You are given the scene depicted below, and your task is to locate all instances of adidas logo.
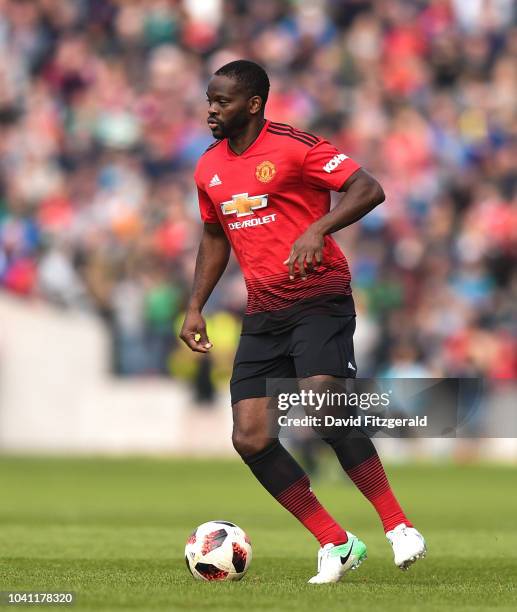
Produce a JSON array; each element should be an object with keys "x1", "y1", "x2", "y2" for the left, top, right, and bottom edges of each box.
[
  {"x1": 348, "y1": 362, "x2": 356, "y2": 371},
  {"x1": 209, "y1": 174, "x2": 222, "y2": 187}
]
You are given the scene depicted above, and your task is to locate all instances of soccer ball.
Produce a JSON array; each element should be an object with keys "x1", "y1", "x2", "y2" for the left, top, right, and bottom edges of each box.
[{"x1": 185, "y1": 520, "x2": 252, "y2": 581}]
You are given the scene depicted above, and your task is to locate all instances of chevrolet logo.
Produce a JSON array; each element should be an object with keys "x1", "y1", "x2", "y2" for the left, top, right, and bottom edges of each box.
[{"x1": 220, "y1": 193, "x2": 268, "y2": 217}]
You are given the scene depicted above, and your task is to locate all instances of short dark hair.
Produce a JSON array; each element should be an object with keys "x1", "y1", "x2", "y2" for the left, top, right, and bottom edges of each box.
[{"x1": 214, "y1": 60, "x2": 270, "y2": 107}]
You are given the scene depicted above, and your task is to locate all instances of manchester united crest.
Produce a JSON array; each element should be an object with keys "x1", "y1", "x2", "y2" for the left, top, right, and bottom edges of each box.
[{"x1": 255, "y1": 160, "x2": 276, "y2": 183}]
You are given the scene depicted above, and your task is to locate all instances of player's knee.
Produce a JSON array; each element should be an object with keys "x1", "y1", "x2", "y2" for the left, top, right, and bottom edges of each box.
[{"x1": 232, "y1": 428, "x2": 270, "y2": 458}]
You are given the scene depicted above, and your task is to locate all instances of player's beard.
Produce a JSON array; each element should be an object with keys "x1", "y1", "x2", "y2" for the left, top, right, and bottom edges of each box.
[{"x1": 217, "y1": 110, "x2": 249, "y2": 140}]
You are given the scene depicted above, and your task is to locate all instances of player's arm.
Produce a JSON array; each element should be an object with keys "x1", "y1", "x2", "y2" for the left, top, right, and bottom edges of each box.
[
  {"x1": 312, "y1": 168, "x2": 385, "y2": 234},
  {"x1": 285, "y1": 168, "x2": 385, "y2": 280},
  {"x1": 179, "y1": 222, "x2": 230, "y2": 353}
]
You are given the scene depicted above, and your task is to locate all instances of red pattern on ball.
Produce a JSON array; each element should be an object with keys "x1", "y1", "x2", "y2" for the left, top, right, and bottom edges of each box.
[
  {"x1": 196, "y1": 565, "x2": 229, "y2": 581},
  {"x1": 201, "y1": 528, "x2": 227, "y2": 555},
  {"x1": 232, "y1": 542, "x2": 247, "y2": 572}
]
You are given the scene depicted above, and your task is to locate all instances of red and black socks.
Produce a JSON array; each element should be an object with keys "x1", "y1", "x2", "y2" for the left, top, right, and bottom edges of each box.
[
  {"x1": 325, "y1": 434, "x2": 412, "y2": 533},
  {"x1": 242, "y1": 433, "x2": 410, "y2": 542},
  {"x1": 243, "y1": 440, "x2": 348, "y2": 546}
]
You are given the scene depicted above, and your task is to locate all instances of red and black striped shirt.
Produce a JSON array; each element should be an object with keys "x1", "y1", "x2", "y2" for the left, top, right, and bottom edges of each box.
[{"x1": 194, "y1": 120, "x2": 361, "y2": 333}]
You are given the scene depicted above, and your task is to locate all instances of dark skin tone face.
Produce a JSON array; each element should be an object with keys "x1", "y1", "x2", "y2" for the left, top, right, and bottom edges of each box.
[{"x1": 206, "y1": 74, "x2": 265, "y2": 155}]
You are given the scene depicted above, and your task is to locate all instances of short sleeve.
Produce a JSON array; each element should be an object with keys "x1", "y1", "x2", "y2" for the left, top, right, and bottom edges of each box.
[
  {"x1": 197, "y1": 185, "x2": 220, "y2": 224},
  {"x1": 301, "y1": 140, "x2": 361, "y2": 191}
]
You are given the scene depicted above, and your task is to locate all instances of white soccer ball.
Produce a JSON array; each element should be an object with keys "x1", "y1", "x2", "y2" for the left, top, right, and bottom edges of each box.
[{"x1": 185, "y1": 520, "x2": 252, "y2": 581}]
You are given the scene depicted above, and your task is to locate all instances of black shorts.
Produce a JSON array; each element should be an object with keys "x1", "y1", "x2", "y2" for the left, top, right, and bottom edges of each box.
[{"x1": 230, "y1": 314, "x2": 357, "y2": 405}]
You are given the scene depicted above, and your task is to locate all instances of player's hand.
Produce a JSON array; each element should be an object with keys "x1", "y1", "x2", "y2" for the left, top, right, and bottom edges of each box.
[
  {"x1": 283, "y1": 228, "x2": 324, "y2": 280},
  {"x1": 179, "y1": 309, "x2": 212, "y2": 353}
]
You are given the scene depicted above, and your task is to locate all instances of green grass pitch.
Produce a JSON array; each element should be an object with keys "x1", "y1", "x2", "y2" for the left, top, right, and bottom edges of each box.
[{"x1": 0, "y1": 455, "x2": 516, "y2": 611}]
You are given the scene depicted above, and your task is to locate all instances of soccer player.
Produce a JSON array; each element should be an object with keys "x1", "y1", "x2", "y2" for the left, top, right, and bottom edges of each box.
[{"x1": 180, "y1": 60, "x2": 426, "y2": 583}]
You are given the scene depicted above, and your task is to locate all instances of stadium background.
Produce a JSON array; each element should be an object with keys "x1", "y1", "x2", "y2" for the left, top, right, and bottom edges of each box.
[
  {"x1": 1, "y1": 0, "x2": 515, "y2": 454},
  {"x1": 0, "y1": 1, "x2": 516, "y2": 609}
]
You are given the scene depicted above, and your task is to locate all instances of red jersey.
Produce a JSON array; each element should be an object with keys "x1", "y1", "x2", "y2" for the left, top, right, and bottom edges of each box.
[{"x1": 194, "y1": 120, "x2": 361, "y2": 333}]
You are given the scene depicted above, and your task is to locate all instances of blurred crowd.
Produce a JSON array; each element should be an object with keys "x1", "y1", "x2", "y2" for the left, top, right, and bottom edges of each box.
[{"x1": 1, "y1": 0, "x2": 516, "y2": 389}]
